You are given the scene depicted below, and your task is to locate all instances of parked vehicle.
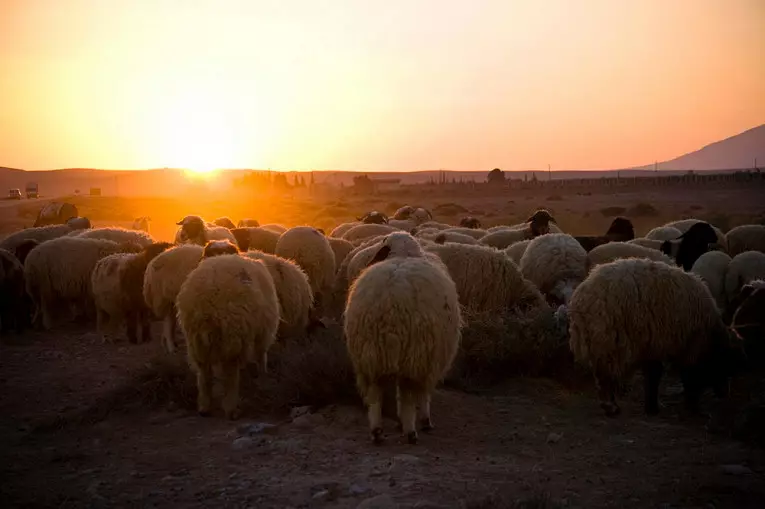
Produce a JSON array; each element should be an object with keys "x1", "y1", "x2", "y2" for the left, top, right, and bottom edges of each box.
[
  {"x1": 9, "y1": 188, "x2": 22, "y2": 200},
  {"x1": 25, "y1": 182, "x2": 38, "y2": 199}
]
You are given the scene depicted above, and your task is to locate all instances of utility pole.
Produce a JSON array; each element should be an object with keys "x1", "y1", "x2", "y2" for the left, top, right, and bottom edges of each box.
[{"x1": 548, "y1": 164, "x2": 551, "y2": 181}]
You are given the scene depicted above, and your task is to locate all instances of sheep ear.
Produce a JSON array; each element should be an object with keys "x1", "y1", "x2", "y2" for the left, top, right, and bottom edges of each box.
[
  {"x1": 549, "y1": 216, "x2": 557, "y2": 223},
  {"x1": 526, "y1": 216, "x2": 533, "y2": 223},
  {"x1": 367, "y1": 245, "x2": 391, "y2": 267},
  {"x1": 176, "y1": 220, "x2": 184, "y2": 226},
  {"x1": 426, "y1": 209, "x2": 433, "y2": 219},
  {"x1": 434, "y1": 233, "x2": 446, "y2": 245}
]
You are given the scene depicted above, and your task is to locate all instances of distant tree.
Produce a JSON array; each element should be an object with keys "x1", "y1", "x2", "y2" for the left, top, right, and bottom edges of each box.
[
  {"x1": 487, "y1": 168, "x2": 505, "y2": 185},
  {"x1": 310, "y1": 172, "x2": 315, "y2": 186},
  {"x1": 293, "y1": 174, "x2": 299, "y2": 187},
  {"x1": 299, "y1": 175, "x2": 306, "y2": 187}
]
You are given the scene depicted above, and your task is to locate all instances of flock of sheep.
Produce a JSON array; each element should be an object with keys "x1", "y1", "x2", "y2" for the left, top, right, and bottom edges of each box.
[{"x1": 1, "y1": 203, "x2": 764, "y2": 445}]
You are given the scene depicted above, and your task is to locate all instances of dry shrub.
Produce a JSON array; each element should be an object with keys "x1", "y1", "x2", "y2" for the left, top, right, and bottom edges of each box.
[
  {"x1": 628, "y1": 202, "x2": 659, "y2": 217},
  {"x1": 600, "y1": 206, "x2": 626, "y2": 217},
  {"x1": 434, "y1": 202, "x2": 469, "y2": 216}
]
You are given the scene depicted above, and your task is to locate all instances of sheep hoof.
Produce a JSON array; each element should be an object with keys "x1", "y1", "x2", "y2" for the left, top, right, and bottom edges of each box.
[
  {"x1": 420, "y1": 419, "x2": 434, "y2": 432},
  {"x1": 406, "y1": 431, "x2": 418, "y2": 445},
  {"x1": 601, "y1": 402, "x2": 621, "y2": 417},
  {"x1": 371, "y1": 427, "x2": 384, "y2": 445}
]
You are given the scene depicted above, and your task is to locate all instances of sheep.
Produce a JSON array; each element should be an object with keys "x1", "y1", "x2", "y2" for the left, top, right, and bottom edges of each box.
[
  {"x1": 344, "y1": 254, "x2": 462, "y2": 444},
  {"x1": 442, "y1": 227, "x2": 487, "y2": 240},
  {"x1": 329, "y1": 234, "x2": 390, "y2": 319},
  {"x1": 411, "y1": 207, "x2": 433, "y2": 224},
  {"x1": 237, "y1": 218, "x2": 261, "y2": 228},
  {"x1": 143, "y1": 244, "x2": 205, "y2": 353},
  {"x1": 690, "y1": 250, "x2": 732, "y2": 312},
  {"x1": 10, "y1": 239, "x2": 40, "y2": 265},
  {"x1": 341, "y1": 223, "x2": 398, "y2": 244},
  {"x1": 645, "y1": 226, "x2": 682, "y2": 241},
  {"x1": 504, "y1": 240, "x2": 530, "y2": 265},
  {"x1": 244, "y1": 250, "x2": 315, "y2": 339},
  {"x1": 230, "y1": 227, "x2": 281, "y2": 254},
  {"x1": 329, "y1": 221, "x2": 362, "y2": 238},
  {"x1": 730, "y1": 280, "x2": 765, "y2": 351},
  {"x1": 0, "y1": 248, "x2": 28, "y2": 334},
  {"x1": 459, "y1": 216, "x2": 482, "y2": 229},
  {"x1": 661, "y1": 221, "x2": 721, "y2": 271},
  {"x1": 392, "y1": 206, "x2": 415, "y2": 220},
  {"x1": 176, "y1": 254, "x2": 280, "y2": 419},
  {"x1": 91, "y1": 242, "x2": 174, "y2": 343},
  {"x1": 724, "y1": 251, "x2": 765, "y2": 311},
  {"x1": 131, "y1": 216, "x2": 151, "y2": 233},
  {"x1": 387, "y1": 218, "x2": 418, "y2": 231},
  {"x1": 573, "y1": 217, "x2": 635, "y2": 252},
  {"x1": 425, "y1": 242, "x2": 547, "y2": 316},
  {"x1": 664, "y1": 218, "x2": 727, "y2": 250},
  {"x1": 344, "y1": 232, "x2": 433, "y2": 284},
  {"x1": 519, "y1": 233, "x2": 589, "y2": 305},
  {"x1": 24, "y1": 237, "x2": 142, "y2": 330},
  {"x1": 417, "y1": 221, "x2": 451, "y2": 231},
  {"x1": 431, "y1": 232, "x2": 478, "y2": 245},
  {"x1": 77, "y1": 227, "x2": 155, "y2": 248},
  {"x1": 274, "y1": 226, "x2": 335, "y2": 314},
  {"x1": 568, "y1": 258, "x2": 742, "y2": 417},
  {"x1": 0, "y1": 224, "x2": 74, "y2": 252},
  {"x1": 587, "y1": 242, "x2": 674, "y2": 268},
  {"x1": 212, "y1": 217, "x2": 237, "y2": 230},
  {"x1": 65, "y1": 217, "x2": 92, "y2": 230},
  {"x1": 725, "y1": 224, "x2": 765, "y2": 257},
  {"x1": 327, "y1": 237, "x2": 354, "y2": 269},
  {"x1": 628, "y1": 238, "x2": 663, "y2": 250},
  {"x1": 260, "y1": 224, "x2": 287, "y2": 234},
  {"x1": 175, "y1": 215, "x2": 238, "y2": 247},
  {"x1": 479, "y1": 209, "x2": 558, "y2": 249},
  {"x1": 358, "y1": 211, "x2": 389, "y2": 225}
]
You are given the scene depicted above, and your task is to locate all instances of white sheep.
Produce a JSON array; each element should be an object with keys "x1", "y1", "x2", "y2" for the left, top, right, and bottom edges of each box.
[
  {"x1": 176, "y1": 254, "x2": 280, "y2": 419},
  {"x1": 131, "y1": 216, "x2": 151, "y2": 233},
  {"x1": 442, "y1": 227, "x2": 488, "y2": 240},
  {"x1": 327, "y1": 237, "x2": 354, "y2": 270},
  {"x1": 568, "y1": 258, "x2": 740, "y2": 417},
  {"x1": 341, "y1": 223, "x2": 398, "y2": 244},
  {"x1": 587, "y1": 242, "x2": 674, "y2": 268},
  {"x1": 422, "y1": 231, "x2": 479, "y2": 246},
  {"x1": 0, "y1": 225, "x2": 74, "y2": 252},
  {"x1": 260, "y1": 224, "x2": 288, "y2": 234},
  {"x1": 174, "y1": 215, "x2": 238, "y2": 247},
  {"x1": 690, "y1": 250, "x2": 732, "y2": 312},
  {"x1": 519, "y1": 233, "x2": 589, "y2": 305},
  {"x1": 725, "y1": 224, "x2": 765, "y2": 256},
  {"x1": 77, "y1": 227, "x2": 155, "y2": 247},
  {"x1": 344, "y1": 254, "x2": 462, "y2": 444},
  {"x1": 329, "y1": 221, "x2": 362, "y2": 238},
  {"x1": 504, "y1": 240, "x2": 530, "y2": 265},
  {"x1": 644, "y1": 226, "x2": 682, "y2": 241},
  {"x1": 274, "y1": 226, "x2": 335, "y2": 314},
  {"x1": 143, "y1": 244, "x2": 205, "y2": 353},
  {"x1": 724, "y1": 251, "x2": 765, "y2": 306}
]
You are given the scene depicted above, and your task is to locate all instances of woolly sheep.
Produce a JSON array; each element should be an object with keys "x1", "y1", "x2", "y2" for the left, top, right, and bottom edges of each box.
[
  {"x1": 425, "y1": 242, "x2": 547, "y2": 316},
  {"x1": 91, "y1": 242, "x2": 173, "y2": 343},
  {"x1": 275, "y1": 226, "x2": 335, "y2": 314},
  {"x1": 730, "y1": 280, "x2": 765, "y2": 347},
  {"x1": 131, "y1": 216, "x2": 151, "y2": 232},
  {"x1": 345, "y1": 232, "x2": 430, "y2": 284},
  {"x1": 237, "y1": 218, "x2": 260, "y2": 228},
  {"x1": 176, "y1": 254, "x2": 280, "y2": 419},
  {"x1": 244, "y1": 250, "x2": 315, "y2": 339},
  {"x1": 573, "y1": 217, "x2": 635, "y2": 252},
  {"x1": 442, "y1": 227, "x2": 487, "y2": 240},
  {"x1": 459, "y1": 216, "x2": 482, "y2": 229},
  {"x1": 77, "y1": 227, "x2": 155, "y2": 248},
  {"x1": 432, "y1": 232, "x2": 478, "y2": 245},
  {"x1": 344, "y1": 254, "x2": 462, "y2": 444},
  {"x1": 175, "y1": 215, "x2": 238, "y2": 247},
  {"x1": 569, "y1": 258, "x2": 742, "y2": 417},
  {"x1": 358, "y1": 211, "x2": 389, "y2": 225},
  {"x1": 725, "y1": 224, "x2": 765, "y2": 256},
  {"x1": 479, "y1": 210, "x2": 558, "y2": 249},
  {"x1": 329, "y1": 221, "x2": 361, "y2": 238},
  {"x1": 143, "y1": 244, "x2": 205, "y2": 353},
  {"x1": 645, "y1": 226, "x2": 682, "y2": 241},
  {"x1": 519, "y1": 233, "x2": 588, "y2": 305},
  {"x1": 392, "y1": 205, "x2": 415, "y2": 220},
  {"x1": 690, "y1": 251, "x2": 732, "y2": 312},
  {"x1": 0, "y1": 224, "x2": 74, "y2": 252},
  {"x1": 587, "y1": 242, "x2": 674, "y2": 268},
  {"x1": 0, "y1": 248, "x2": 28, "y2": 334},
  {"x1": 387, "y1": 218, "x2": 417, "y2": 231},
  {"x1": 329, "y1": 234, "x2": 390, "y2": 319},
  {"x1": 664, "y1": 218, "x2": 727, "y2": 250},
  {"x1": 212, "y1": 217, "x2": 237, "y2": 230},
  {"x1": 261, "y1": 224, "x2": 287, "y2": 234},
  {"x1": 341, "y1": 223, "x2": 398, "y2": 244},
  {"x1": 628, "y1": 238, "x2": 663, "y2": 250},
  {"x1": 327, "y1": 237, "x2": 354, "y2": 269},
  {"x1": 724, "y1": 251, "x2": 765, "y2": 308},
  {"x1": 24, "y1": 237, "x2": 142, "y2": 330},
  {"x1": 65, "y1": 217, "x2": 92, "y2": 230},
  {"x1": 504, "y1": 240, "x2": 530, "y2": 264},
  {"x1": 230, "y1": 227, "x2": 281, "y2": 254}
]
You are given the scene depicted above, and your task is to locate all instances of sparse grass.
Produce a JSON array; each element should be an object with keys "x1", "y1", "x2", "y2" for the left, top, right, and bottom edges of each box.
[{"x1": 434, "y1": 202, "x2": 469, "y2": 216}]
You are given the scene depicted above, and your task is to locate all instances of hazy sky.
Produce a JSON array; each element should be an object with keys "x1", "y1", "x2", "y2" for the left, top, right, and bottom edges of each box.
[{"x1": 1, "y1": 0, "x2": 763, "y2": 172}]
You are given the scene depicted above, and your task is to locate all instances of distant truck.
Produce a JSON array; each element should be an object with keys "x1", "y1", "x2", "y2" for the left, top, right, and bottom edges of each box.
[
  {"x1": 26, "y1": 182, "x2": 38, "y2": 198},
  {"x1": 9, "y1": 188, "x2": 22, "y2": 200}
]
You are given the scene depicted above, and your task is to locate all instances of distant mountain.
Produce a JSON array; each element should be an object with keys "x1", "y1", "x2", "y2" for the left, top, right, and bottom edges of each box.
[{"x1": 636, "y1": 124, "x2": 765, "y2": 171}]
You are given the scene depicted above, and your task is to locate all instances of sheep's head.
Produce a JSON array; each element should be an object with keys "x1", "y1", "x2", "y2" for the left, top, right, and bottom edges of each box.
[
  {"x1": 230, "y1": 228, "x2": 251, "y2": 252},
  {"x1": 459, "y1": 216, "x2": 482, "y2": 229},
  {"x1": 237, "y1": 218, "x2": 260, "y2": 228},
  {"x1": 673, "y1": 222, "x2": 718, "y2": 271},
  {"x1": 203, "y1": 240, "x2": 239, "y2": 258},
  {"x1": 132, "y1": 216, "x2": 151, "y2": 232},
  {"x1": 393, "y1": 205, "x2": 415, "y2": 220},
  {"x1": 358, "y1": 211, "x2": 389, "y2": 225},
  {"x1": 606, "y1": 217, "x2": 635, "y2": 241},
  {"x1": 366, "y1": 232, "x2": 423, "y2": 267},
  {"x1": 212, "y1": 217, "x2": 237, "y2": 230},
  {"x1": 527, "y1": 209, "x2": 556, "y2": 237},
  {"x1": 13, "y1": 239, "x2": 40, "y2": 265},
  {"x1": 143, "y1": 241, "x2": 174, "y2": 262},
  {"x1": 176, "y1": 215, "x2": 206, "y2": 242},
  {"x1": 66, "y1": 216, "x2": 92, "y2": 230},
  {"x1": 412, "y1": 207, "x2": 433, "y2": 225}
]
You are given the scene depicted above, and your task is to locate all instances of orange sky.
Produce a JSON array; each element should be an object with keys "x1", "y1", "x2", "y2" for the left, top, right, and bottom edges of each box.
[{"x1": 1, "y1": 0, "x2": 763, "y2": 172}]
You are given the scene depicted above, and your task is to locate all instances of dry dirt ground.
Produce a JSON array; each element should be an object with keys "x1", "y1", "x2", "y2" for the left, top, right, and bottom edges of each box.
[{"x1": 1, "y1": 323, "x2": 763, "y2": 509}]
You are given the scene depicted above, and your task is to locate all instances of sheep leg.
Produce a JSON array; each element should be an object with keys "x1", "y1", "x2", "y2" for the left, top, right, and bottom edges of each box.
[
  {"x1": 594, "y1": 368, "x2": 620, "y2": 417},
  {"x1": 394, "y1": 383, "x2": 403, "y2": 432},
  {"x1": 196, "y1": 362, "x2": 213, "y2": 417},
  {"x1": 162, "y1": 313, "x2": 176, "y2": 353},
  {"x1": 40, "y1": 298, "x2": 55, "y2": 331},
  {"x1": 125, "y1": 312, "x2": 139, "y2": 344},
  {"x1": 221, "y1": 362, "x2": 241, "y2": 420},
  {"x1": 96, "y1": 308, "x2": 109, "y2": 343},
  {"x1": 417, "y1": 391, "x2": 434, "y2": 431},
  {"x1": 398, "y1": 380, "x2": 418, "y2": 444},
  {"x1": 680, "y1": 369, "x2": 702, "y2": 414},
  {"x1": 365, "y1": 381, "x2": 384, "y2": 445},
  {"x1": 642, "y1": 360, "x2": 664, "y2": 416}
]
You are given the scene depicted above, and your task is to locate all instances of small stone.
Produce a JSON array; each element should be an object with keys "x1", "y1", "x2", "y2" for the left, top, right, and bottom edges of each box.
[
  {"x1": 290, "y1": 406, "x2": 312, "y2": 419},
  {"x1": 349, "y1": 483, "x2": 369, "y2": 495},
  {"x1": 546, "y1": 432, "x2": 563, "y2": 444},
  {"x1": 236, "y1": 422, "x2": 277, "y2": 436},
  {"x1": 313, "y1": 490, "x2": 330, "y2": 500},
  {"x1": 232, "y1": 437, "x2": 254, "y2": 450},
  {"x1": 392, "y1": 454, "x2": 419, "y2": 463},
  {"x1": 357, "y1": 494, "x2": 397, "y2": 509},
  {"x1": 720, "y1": 464, "x2": 754, "y2": 476}
]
